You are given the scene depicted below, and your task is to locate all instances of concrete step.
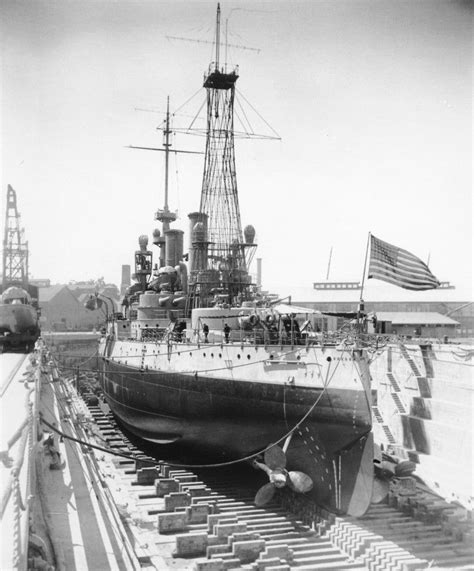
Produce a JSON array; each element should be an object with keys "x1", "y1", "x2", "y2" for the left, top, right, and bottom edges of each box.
[
  {"x1": 427, "y1": 554, "x2": 474, "y2": 568},
  {"x1": 259, "y1": 531, "x2": 304, "y2": 541},
  {"x1": 247, "y1": 522, "x2": 296, "y2": 533},
  {"x1": 293, "y1": 546, "x2": 346, "y2": 559},
  {"x1": 412, "y1": 542, "x2": 474, "y2": 558},
  {"x1": 237, "y1": 515, "x2": 291, "y2": 523},
  {"x1": 295, "y1": 564, "x2": 366, "y2": 571},
  {"x1": 292, "y1": 553, "x2": 351, "y2": 566},
  {"x1": 265, "y1": 533, "x2": 319, "y2": 546},
  {"x1": 290, "y1": 541, "x2": 335, "y2": 552}
]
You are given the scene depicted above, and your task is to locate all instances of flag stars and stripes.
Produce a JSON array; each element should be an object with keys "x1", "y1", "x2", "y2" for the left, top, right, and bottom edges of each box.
[{"x1": 368, "y1": 234, "x2": 440, "y2": 291}]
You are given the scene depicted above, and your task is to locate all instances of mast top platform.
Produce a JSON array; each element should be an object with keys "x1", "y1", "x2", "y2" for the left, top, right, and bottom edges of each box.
[
  {"x1": 203, "y1": 64, "x2": 239, "y2": 90},
  {"x1": 155, "y1": 208, "x2": 177, "y2": 224}
]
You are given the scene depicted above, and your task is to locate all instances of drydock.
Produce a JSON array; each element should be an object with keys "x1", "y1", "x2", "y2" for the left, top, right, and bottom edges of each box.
[
  {"x1": 1, "y1": 3, "x2": 472, "y2": 570},
  {"x1": 1, "y1": 337, "x2": 473, "y2": 571}
]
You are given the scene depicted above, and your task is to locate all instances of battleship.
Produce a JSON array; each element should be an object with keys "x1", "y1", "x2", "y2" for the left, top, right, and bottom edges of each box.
[{"x1": 99, "y1": 4, "x2": 375, "y2": 516}]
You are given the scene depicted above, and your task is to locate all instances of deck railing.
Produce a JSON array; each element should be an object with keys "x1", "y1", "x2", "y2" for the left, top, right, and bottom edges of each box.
[{"x1": 0, "y1": 350, "x2": 40, "y2": 570}]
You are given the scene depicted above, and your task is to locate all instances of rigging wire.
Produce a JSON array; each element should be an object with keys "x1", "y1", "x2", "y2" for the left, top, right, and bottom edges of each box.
[
  {"x1": 172, "y1": 87, "x2": 206, "y2": 121},
  {"x1": 236, "y1": 88, "x2": 281, "y2": 140},
  {"x1": 234, "y1": 94, "x2": 255, "y2": 135},
  {"x1": 174, "y1": 145, "x2": 181, "y2": 215}
]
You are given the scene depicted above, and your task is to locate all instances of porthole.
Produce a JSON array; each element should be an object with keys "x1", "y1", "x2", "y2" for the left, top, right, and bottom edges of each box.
[
  {"x1": 237, "y1": 354, "x2": 241, "y2": 359},
  {"x1": 203, "y1": 353, "x2": 206, "y2": 357},
  {"x1": 211, "y1": 353, "x2": 214, "y2": 358},
  {"x1": 326, "y1": 356, "x2": 332, "y2": 362},
  {"x1": 189, "y1": 352, "x2": 192, "y2": 356},
  {"x1": 218, "y1": 353, "x2": 222, "y2": 358},
  {"x1": 247, "y1": 355, "x2": 251, "y2": 360},
  {"x1": 297, "y1": 355, "x2": 301, "y2": 361}
]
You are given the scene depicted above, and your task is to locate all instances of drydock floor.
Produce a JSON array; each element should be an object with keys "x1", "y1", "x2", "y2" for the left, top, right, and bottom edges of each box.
[{"x1": 1, "y1": 349, "x2": 473, "y2": 570}]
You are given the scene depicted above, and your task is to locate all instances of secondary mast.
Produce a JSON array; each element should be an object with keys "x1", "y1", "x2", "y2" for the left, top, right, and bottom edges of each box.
[{"x1": 155, "y1": 96, "x2": 177, "y2": 234}]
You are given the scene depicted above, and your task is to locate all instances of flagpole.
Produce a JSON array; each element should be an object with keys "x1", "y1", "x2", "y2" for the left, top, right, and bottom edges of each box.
[{"x1": 359, "y1": 231, "x2": 371, "y2": 309}]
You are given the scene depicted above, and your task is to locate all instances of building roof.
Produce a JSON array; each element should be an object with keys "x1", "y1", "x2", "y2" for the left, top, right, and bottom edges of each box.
[
  {"x1": 38, "y1": 285, "x2": 77, "y2": 303},
  {"x1": 375, "y1": 312, "x2": 459, "y2": 326},
  {"x1": 268, "y1": 281, "x2": 472, "y2": 305}
]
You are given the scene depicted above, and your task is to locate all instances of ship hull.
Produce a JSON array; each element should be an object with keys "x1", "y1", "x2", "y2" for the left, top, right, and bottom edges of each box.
[
  {"x1": 99, "y1": 338, "x2": 374, "y2": 514},
  {"x1": 0, "y1": 303, "x2": 40, "y2": 351}
]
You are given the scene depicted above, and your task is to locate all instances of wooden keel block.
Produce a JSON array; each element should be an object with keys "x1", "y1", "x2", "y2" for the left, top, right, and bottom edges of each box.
[
  {"x1": 157, "y1": 511, "x2": 188, "y2": 532},
  {"x1": 232, "y1": 539, "x2": 266, "y2": 563},
  {"x1": 155, "y1": 478, "x2": 180, "y2": 496},
  {"x1": 194, "y1": 558, "x2": 225, "y2": 571},
  {"x1": 186, "y1": 503, "x2": 213, "y2": 524},
  {"x1": 136, "y1": 466, "x2": 161, "y2": 485},
  {"x1": 164, "y1": 492, "x2": 191, "y2": 511},
  {"x1": 174, "y1": 532, "x2": 209, "y2": 557}
]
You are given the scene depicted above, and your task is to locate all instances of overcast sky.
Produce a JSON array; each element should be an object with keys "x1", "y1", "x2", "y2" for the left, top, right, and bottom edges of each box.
[{"x1": 1, "y1": 0, "x2": 472, "y2": 300}]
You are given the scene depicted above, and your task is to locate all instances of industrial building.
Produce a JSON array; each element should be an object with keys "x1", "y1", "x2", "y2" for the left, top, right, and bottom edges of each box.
[
  {"x1": 38, "y1": 285, "x2": 105, "y2": 331},
  {"x1": 374, "y1": 311, "x2": 459, "y2": 338},
  {"x1": 291, "y1": 281, "x2": 473, "y2": 339}
]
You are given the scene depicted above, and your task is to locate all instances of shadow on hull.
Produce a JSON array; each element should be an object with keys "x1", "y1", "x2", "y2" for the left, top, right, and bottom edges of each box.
[{"x1": 102, "y1": 361, "x2": 375, "y2": 517}]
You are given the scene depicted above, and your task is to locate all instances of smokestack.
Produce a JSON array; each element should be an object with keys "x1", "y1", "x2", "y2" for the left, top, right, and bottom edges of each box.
[
  {"x1": 256, "y1": 258, "x2": 262, "y2": 288},
  {"x1": 165, "y1": 229, "x2": 184, "y2": 268},
  {"x1": 121, "y1": 264, "x2": 131, "y2": 295},
  {"x1": 188, "y1": 212, "x2": 208, "y2": 273}
]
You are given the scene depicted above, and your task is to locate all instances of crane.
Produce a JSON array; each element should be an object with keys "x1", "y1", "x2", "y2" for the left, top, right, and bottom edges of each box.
[{"x1": 2, "y1": 185, "x2": 29, "y2": 290}]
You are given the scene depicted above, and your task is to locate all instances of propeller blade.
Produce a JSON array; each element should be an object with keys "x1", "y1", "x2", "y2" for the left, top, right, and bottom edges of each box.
[
  {"x1": 288, "y1": 471, "x2": 313, "y2": 493},
  {"x1": 373, "y1": 442, "x2": 383, "y2": 463},
  {"x1": 371, "y1": 477, "x2": 389, "y2": 503},
  {"x1": 379, "y1": 460, "x2": 396, "y2": 479},
  {"x1": 255, "y1": 482, "x2": 276, "y2": 506},
  {"x1": 394, "y1": 460, "x2": 416, "y2": 477},
  {"x1": 264, "y1": 445, "x2": 287, "y2": 470}
]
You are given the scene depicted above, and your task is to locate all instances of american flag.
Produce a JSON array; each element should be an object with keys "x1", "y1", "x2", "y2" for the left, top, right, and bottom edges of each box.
[{"x1": 368, "y1": 235, "x2": 440, "y2": 290}]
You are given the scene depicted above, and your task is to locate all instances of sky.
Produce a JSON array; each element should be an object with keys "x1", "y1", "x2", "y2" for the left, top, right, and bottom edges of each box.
[{"x1": 1, "y1": 0, "x2": 472, "y2": 301}]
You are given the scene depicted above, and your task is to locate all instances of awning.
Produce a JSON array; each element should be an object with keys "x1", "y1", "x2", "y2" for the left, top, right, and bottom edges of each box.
[
  {"x1": 271, "y1": 303, "x2": 322, "y2": 315},
  {"x1": 321, "y1": 311, "x2": 360, "y2": 318}
]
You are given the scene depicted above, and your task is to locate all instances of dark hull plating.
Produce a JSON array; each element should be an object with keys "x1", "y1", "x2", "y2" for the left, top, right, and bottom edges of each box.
[
  {"x1": 100, "y1": 354, "x2": 373, "y2": 513},
  {"x1": 0, "y1": 303, "x2": 40, "y2": 351}
]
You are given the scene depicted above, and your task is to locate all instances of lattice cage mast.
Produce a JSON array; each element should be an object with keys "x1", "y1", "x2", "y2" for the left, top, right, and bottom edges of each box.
[{"x1": 189, "y1": 3, "x2": 256, "y2": 300}]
